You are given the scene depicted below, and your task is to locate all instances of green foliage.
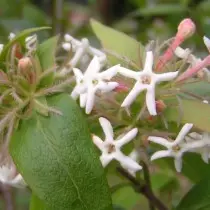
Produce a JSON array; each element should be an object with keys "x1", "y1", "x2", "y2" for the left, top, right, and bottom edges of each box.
[
  {"x1": 30, "y1": 194, "x2": 48, "y2": 210},
  {"x1": 90, "y1": 19, "x2": 145, "y2": 69},
  {"x1": 176, "y1": 177, "x2": 210, "y2": 210},
  {"x1": 10, "y1": 94, "x2": 112, "y2": 210},
  {"x1": 166, "y1": 99, "x2": 210, "y2": 132}
]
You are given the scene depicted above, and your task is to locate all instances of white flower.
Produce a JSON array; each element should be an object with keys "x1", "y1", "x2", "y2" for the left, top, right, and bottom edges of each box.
[
  {"x1": 148, "y1": 123, "x2": 201, "y2": 172},
  {"x1": 25, "y1": 34, "x2": 37, "y2": 51},
  {"x1": 119, "y1": 51, "x2": 178, "y2": 115},
  {"x1": 186, "y1": 132, "x2": 210, "y2": 163},
  {"x1": 122, "y1": 149, "x2": 141, "y2": 176},
  {"x1": 8, "y1": 33, "x2": 16, "y2": 40},
  {"x1": 203, "y1": 36, "x2": 210, "y2": 51},
  {"x1": 71, "y1": 56, "x2": 120, "y2": 114},
  {"x1": 0, "y1": 165, "x2": 26, "y2": 188},
  {"x1": 93, "y1": 117, "x2": 142, "y2": 172},
  {"x1": 62, "y1": 34, "x2": 106, "y2": 68}
]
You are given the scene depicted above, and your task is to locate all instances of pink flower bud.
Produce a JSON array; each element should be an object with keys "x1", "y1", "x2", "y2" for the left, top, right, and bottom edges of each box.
[
  {"x1": 156, "y1": 18, "x2": 196, "y2": 72},
  {"x1": 156, "y1": 100, "x2": 166, "y2": 113},
  {"x1": 177, "y1": 18, "x2": 196, "y2": 40},
  {"x1": 18, "y1": 57, "x2": 32, "y2": 71},
  {"x1": 114, "y1": 83, "x2": 129, "y2": 93}
]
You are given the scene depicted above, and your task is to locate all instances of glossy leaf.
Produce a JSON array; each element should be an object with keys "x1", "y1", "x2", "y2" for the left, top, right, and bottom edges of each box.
[
  {"x1": 90, "y1": 19, "x2": 145, "y2": 69},
  {"x1": 166, "y1": 99, "x2": 210, "y2": 132},
  {"x1": 176, "y1": 177, "x2": 210, "y2": 210},
  {"x1": 10, "y1": 94, "x2": 112, "y2": 210},
  {"x1": 30, "y1": 194, "x2": 49, "y2": 210}
]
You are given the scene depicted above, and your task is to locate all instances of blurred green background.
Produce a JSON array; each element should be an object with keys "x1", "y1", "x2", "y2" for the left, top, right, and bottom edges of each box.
[{"x1": 0, "y1": 0, "x2": 210, "y2": 209}]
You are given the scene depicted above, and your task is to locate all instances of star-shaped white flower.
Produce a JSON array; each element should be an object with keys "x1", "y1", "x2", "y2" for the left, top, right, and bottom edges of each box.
[
  {"x1": 62, "y1": 34, "x2": 106, "y2": 68},
  {"x1": 148, "y1": 123, "x2": 199, "y2": 172},
  {"x1": 0, "y1": 165, "x2": 26, "y2": 188},
  {"x1": 186, "y1": 132, "x2": 210, "y2": 163},
  {"x1": 93, "y1": 117, "x2": 142, "y2": 171},
  {"x1": 71, "y1": 56, "x2": 120, "y2": 114},
  {"x1": 119, "y1": 51, "x2": 178, "y2": 115}
]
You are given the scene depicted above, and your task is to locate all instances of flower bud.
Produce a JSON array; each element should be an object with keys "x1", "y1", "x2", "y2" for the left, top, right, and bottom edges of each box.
[
  {"x1": 156, "y1": 100, "x2": 166, "y2": 113},
  {"x1": 177, "y1": 18, "x2": 196, "y2": 40},
  {"x1": 18, "y1": 57, "x2": 32, "y2": 71},
  {"x1": 114, "y1": 83, "x2": 129, "y2": 93}
]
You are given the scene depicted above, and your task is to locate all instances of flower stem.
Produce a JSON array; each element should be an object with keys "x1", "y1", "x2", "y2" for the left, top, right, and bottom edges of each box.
[{"x1": 117, "y1": 167, "x2": 168, "y2": 210}]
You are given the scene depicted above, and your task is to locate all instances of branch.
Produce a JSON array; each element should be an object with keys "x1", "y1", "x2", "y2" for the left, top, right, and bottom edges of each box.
[{"x1": 117, "y1": 167, "x2": 168, "y2": 210}]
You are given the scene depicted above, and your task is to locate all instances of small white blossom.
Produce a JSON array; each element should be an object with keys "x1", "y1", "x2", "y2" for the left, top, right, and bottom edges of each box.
[
  {"x1": 203, "y1": 36, "x2": 210, "y2": 51},
  {"x1": 0, "y1": 165, "x2": 26, "y2": 188},
  {"x1": 25, "y1": 34, "x2": 37, "y2": 51},
  {"x1": 119, "y1": 51, "x2": 178, "y2": 115},
  {"x1": 186, "y1": 132, "x2": 210, "y2": 163},
  {"x1": 71, "y1": 56, "x2": 119, "y2": 114},
  {"x1": 8, "y1": 33, "x2": 16, "y2": 40},
  {"x1": 93, "y1": 117, "x2": 142, "y2": 171},
  {"x1": 203, "y1": 100, "x2": 209, "y2": 104},
  {"x1": 122, "y1": 149, "x2": 141, "y2": 176},
  {"x1": 62, "y1": 34, "x2": 106, "y2": 69},
  {"x1": 148, "y1": 123, "x2": 203, "y2": 172}
]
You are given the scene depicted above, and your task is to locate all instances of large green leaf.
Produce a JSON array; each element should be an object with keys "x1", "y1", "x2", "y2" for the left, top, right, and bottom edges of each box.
[
  {"x1": 90, "y1": 19, "x2": 145, "y2": 69},
  {"x1": 30, "y1": 194, "x2": 49, "y2": 210},
  {"x1": 37, "y1": 36, "x2": 57, "y2": 71},
  {"x1": 10, "y1": 94, "x2": 112, "y2": 210},
  {"x1": 176, "y1": 177, "x2": 210, "y2": 210},
  {"x1": 166, "y1": 99, "x2": 210, "y2": 132}
]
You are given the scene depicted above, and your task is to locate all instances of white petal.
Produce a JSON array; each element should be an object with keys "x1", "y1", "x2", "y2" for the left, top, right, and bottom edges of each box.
[
  {"x1": 155, "y1": 71, "x2": 178, "y2": 83},
  {"x1": 115, "y1": 152, "x2": 142, "y2": 171},
  {"x1": 189, "y1": 132, "x2": 202, "y2": 140},
  {"x1": 71, "y1": 88, "x2": 80, "y2": 100},
  {"x1": 98, "y1": 65, "x2": 120, "y2": 80},
  {"x1": 145, "y1": 86, "x2": 156, "y2": 115},
  {"x1": 116, "y1": 128, "x2": 138, "y2": 148},
  {"x1": 64, "y1": 34, "x2": 73, "y2": 42},
  {"x1": 118, "y1": 67, "x2": 138, "y2": 79},
  {"x1": 92, "y1": 135, "x2": 104, "y2": 151},
  {"x1": 174, "y1": 123, "x2": 193, "y2": 145},
  {"x1": 85, "y1": 88, "x2": 96, "y2": 114},
  {"x1": 201, "y1": 148, "x2": 209, "y2": 163},
  {"x1": 73, "y1": 68, "x2": 83, "y2": 82},
  {"x1": 85, "y1": 56, "x2": 101, "y2": 77},
  {"x1": 70, "y1": 48, "x2": 85, "y2": 67},
  {"x1": 100, "y1": 154, "x2": 113, "y2": 167},
  {"x1": 150, "y1": 150, "x2": 172, "y2": 161},
  {"x1": 9, "y1": 174, "x2": 26, "y2": 188},
  {"x1": 99, "y1": 117, "x2": 114, "y2": 141},
  {"x1": 148, "y1": 136, "x2": 171, "y2": 148},
  {"x1": 204, "y1": 36, "x2": 210, "y2": 50},
  {"x1": 121, "y1": 82, "x2": 144, "y2": 107},
  {"x1": 98, "y1": 82, "x2": 119, "y2": 93},
  {"x1": 80, "y1": 93, "x2": 87, "y2": 108},
  {"x1": 174, "y1": 47, "x2": 190, "y2": 59},
  {"x1": 174, "y1": 157, "x2": 183, "y2": 172},
  {"x1": 143, "y1": 51, "x2": 153, "y2": 73},
  {"x1": 62, "y1": 43, "x2": 71, "y2": 51}
]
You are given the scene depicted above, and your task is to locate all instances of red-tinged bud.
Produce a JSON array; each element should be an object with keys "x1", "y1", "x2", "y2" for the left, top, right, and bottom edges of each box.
[
  {"x1": 114, "y1": 83, "x2": 129, "y2": 93},
  {"x1": 18, "y1": 57, "x2": 32, "y2": 71},
  {"x1": 177, "y1": 18, "x2": 196, "y2": 41},
  {"x1": 14, "y1": 43, "x2": 23, "y2": 59},
  {"x1": 176, "y1": 54, "x2": 210, "y2": 82},
  {"x1": 156, "y1": 18, "x2": 196, "y2": 71},
  {"x1": 18, "y1": 57, "x2": 36, "y2": 84},
  {"x1": 156, "y1": 100, "x2": 166, "y2": 113}
]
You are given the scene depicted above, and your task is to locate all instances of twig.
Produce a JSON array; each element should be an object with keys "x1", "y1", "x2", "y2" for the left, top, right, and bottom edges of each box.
[
  {"x1": 141, "y1": 161, "x2": 155, "y2": 210},
  {"x1": 117, "y1": 167, "x2": 168, "y2": 210}
]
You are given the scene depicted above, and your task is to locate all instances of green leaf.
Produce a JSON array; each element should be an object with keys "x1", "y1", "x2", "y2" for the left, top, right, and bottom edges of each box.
[
  {"x1": 10, "y1": 94, "x2": 112, "y2": 210},
  {"x1": 90, "y1": 19, "x2": 145, "y2": 69},
  {"x1": 37, "y1": 36, "x2": 57, "y2": 71},
  {"x1": 36, "y1": 36, "x2": 57, "y2": 88},
  {"x1": 166, "y1": 99, "x2": 210, "y2": 132},
  {"x1": 132, "y1": 3, "x2": 187, "y2": 17},
  {"x1": 0, "y1": 27, "x2": 51, "y2": 70},
  {"x1": 30, "y1": 194, "x2": 49, "y2": 210},
  {"x1": 176, "y1": 177, "x2": 210, "y2": 210}
]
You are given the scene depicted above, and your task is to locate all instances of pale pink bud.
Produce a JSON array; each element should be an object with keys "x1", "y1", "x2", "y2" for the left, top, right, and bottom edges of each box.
[
  {"x1": 18, "y1": 57, "x2": 32, "y2": 71},
  {"x1": 114, "y1": 83, "x2": 129, "y2": 93},
  {"x1": 156, "y1": 100, "x2": 166, "y2": 113},
  {"x1": 176, "y1": 55, "x2": 210, "y2": 82},
  {"x1": 156, "y1": 18, "x2": 196, "y2": 72},
  {"x1": 177, "y1": 18, "x2": 196, "y2": 40}
]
